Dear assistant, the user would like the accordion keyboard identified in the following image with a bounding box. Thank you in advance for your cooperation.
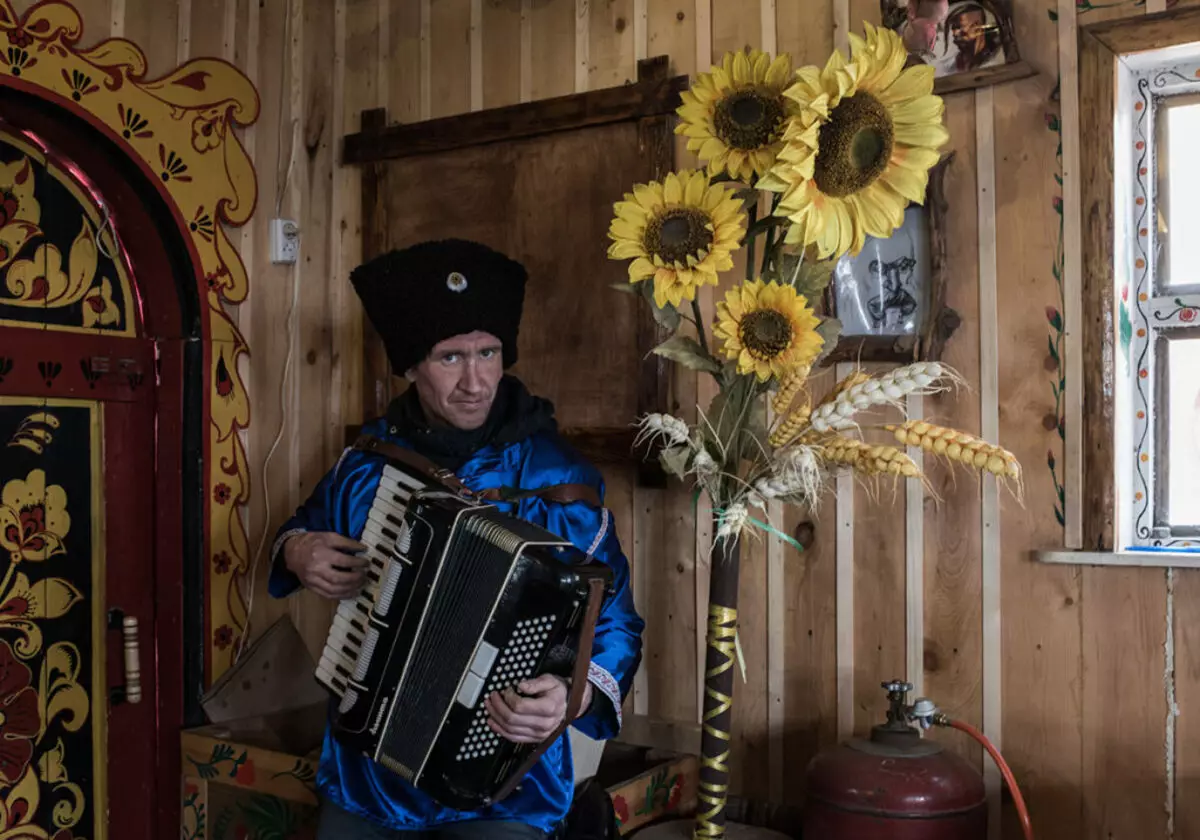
[315,463,426,706]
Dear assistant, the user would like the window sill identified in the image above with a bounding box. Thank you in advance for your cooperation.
[1037,549,1200,568]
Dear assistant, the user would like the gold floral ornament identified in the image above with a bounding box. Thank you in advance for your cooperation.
[713,279,823,382]
[0,156,40,271]
[758,23,949,260]
[607,169,746,309]
[676,49,797,183]
[0,469,70,564]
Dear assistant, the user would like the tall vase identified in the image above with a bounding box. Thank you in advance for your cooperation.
[694,523,741,840]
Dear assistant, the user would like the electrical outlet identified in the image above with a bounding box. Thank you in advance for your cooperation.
[270,218,300,265]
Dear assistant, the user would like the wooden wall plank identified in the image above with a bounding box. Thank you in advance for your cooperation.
[782,369,839,793]
[530,0,576,100]
[589,0,636,89]
[429,0,473,119]
[776,0,832,68]
[1174,568,1200,837]
[123,0,179,78]
[389,1,422,125]
[777,0,839,799]
[68,0,113,46]
[851,367,907,737]
[289,0,338,652]
[975,82,1001,840]
[1080,568,1167,838]
[922,90,983,773]
[240,0,294,643]
[482,0,523,108]
[993,0,1085,835]
[710,0,770,799]
[848,0,878,40]
[638,0,700,732]
[188,0,227,59]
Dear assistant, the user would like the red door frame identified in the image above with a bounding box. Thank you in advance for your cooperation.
[0,88,207,840]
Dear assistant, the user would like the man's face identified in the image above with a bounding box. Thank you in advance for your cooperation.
[408,331,504,430]
[950,10,985,48]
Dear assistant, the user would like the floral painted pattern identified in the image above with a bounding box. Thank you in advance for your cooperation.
[0,141,129,333]
[0,469,70,564]
[0,640,39,783]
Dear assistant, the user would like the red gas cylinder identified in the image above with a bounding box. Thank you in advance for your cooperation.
[803,680,986,839]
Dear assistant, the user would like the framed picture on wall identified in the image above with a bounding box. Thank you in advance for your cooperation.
[879,0,1034,94]
[821,155,960,365]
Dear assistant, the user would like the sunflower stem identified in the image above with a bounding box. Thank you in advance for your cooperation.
[745,204,758,283]
[691,298,710,358]
[760,193,782,278]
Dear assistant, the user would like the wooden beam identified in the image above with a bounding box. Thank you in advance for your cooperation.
[1079,30,1117,550]
[1059,0,1084,549]
[1085,5,1200,55]
[342,57,687,164]
[344,423,654,470]
[932,59,1037,97]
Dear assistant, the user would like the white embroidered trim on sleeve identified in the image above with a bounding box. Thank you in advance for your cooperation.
[586,507,610,556]
[587,661,623,731]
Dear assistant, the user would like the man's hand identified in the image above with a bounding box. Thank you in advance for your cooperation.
[282,532,368,600]
[485,675,594,744]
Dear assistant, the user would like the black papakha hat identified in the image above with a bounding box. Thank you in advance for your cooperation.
[350,239,528,375]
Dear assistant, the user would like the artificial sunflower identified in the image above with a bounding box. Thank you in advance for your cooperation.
[676,48,797,183]
[713,278,823,382]
[758,23,949,260]
[607,170,746,309]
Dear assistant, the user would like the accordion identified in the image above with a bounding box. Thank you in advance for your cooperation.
[315,436,613,810]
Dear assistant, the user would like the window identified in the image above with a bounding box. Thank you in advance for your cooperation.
[1116,56,1200,549]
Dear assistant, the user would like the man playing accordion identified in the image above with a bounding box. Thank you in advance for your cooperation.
[267,239,645,838]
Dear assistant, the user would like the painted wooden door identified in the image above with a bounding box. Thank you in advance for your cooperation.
[0,127,158,839]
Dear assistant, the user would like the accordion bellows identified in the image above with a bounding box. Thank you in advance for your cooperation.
[316,438,612,810]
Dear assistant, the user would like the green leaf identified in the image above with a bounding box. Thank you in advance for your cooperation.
[813,317,843,367]
[747,214,787,238]
[1047,335,1060,364]
[652,335,721,374]
[639,279,682,331]
[610,282,639,294]
[1048,8,1059,21]
[1055,505,1065,526]
[659,445,692,479]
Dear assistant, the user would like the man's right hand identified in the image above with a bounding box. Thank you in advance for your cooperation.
[282,532,369,600]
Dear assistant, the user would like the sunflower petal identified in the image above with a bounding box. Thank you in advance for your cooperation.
[878,65,936,106]
[732,50,752,84]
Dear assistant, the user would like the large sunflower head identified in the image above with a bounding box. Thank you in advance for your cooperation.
[757,23,949,260]
[713,278,824,382]
[675,48,798,183]
[607,170,747,309]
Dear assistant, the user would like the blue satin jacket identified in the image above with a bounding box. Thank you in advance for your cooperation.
[268,417,645,833]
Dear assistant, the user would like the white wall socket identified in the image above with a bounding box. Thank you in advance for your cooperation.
[270,218,300,265]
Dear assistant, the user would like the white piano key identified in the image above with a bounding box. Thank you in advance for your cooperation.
[373,494,410,524]
[367,507,403,539]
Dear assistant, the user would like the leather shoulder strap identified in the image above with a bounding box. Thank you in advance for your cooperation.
[352,435,601,508]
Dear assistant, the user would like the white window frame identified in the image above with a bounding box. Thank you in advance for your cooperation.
[1115,50,1200,551]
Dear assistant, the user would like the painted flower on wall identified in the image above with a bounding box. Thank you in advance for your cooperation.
[0,766,49,839]
[81,277,120,328]
[0,468,71,564]
[0,641,39,783]
[0,156,41,271]
[3,222,99,310]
